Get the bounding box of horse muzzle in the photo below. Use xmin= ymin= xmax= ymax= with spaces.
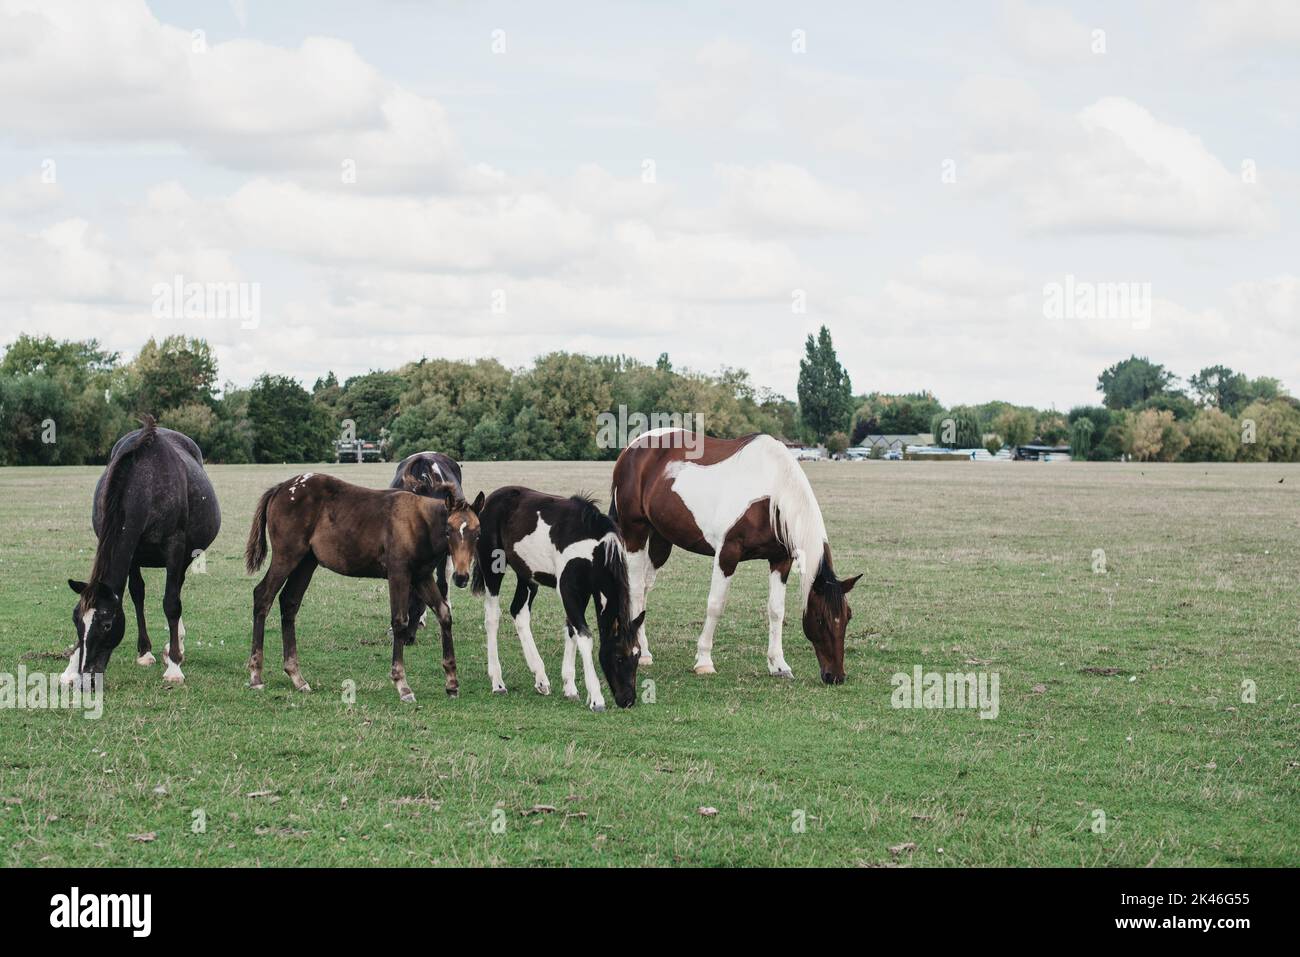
xmin=821 ymin=671 xmax=846 ymax=685
xmin=452 ymin=572 xmax=469 ymax=588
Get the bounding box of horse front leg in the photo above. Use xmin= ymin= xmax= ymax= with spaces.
xmin=767 ymin=558 xmax=794 ymax=678
xmin=128 ymin=564 xmax=154 ymax=666
xmin=389 ymin=574 xmax=416 ymax=703
xmin=415 ymin=575 xmax=457 ymax=698
xmin=693 ymin=553 xmax=736 ymax=676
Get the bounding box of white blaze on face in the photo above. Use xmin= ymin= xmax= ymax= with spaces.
xmin=60 ymin=608 xmax=94 ymax=685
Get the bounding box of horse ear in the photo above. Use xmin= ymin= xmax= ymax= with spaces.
xmin=68 ymin=579 xmax=87 ymax=594
xmin=839 ymin=573 xmax=863 ymax=594
xmin=631 ymin=610 xmax=646 ymax=631
xmin=471 ymin=491 xmax=485 ymax=513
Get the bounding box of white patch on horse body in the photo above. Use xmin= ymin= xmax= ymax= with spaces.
xmin=513 ymin=514 xmax=618 ymax=580
xmin=288 ymin=472 xmax=314 ymax=501
xmin=418 ymin=455 xmax=445 ymax=483
xmin=661 ymin=432 xmax=828 ymax=609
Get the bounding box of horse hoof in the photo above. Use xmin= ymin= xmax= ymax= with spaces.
xmin=564 ymin=690 xmax=579 ymax=702
xmin=535 ymin=682 xmax=550 ymax=696
xmin=492 ymin=687 xmax=508 ymax=696
xmin=771 ymin=668 xmax=794 ymax=679
xmin=589 ymin=702 xmax=606 ymax=713
xmin=249 ymin=681 xmax=265 ymax=691
xmin=446 ymin=688 xmax=459 ymax=698
xmin=163 ymin=674 xmax=185 ymax=685
xmin=693 ymin=663 xmax=716 ymax=676
xmin=400 ymin=691 xmax=417 ymax=704
xmin=297 ymin=683 xmax=312 ymax=694
xmin=136 ymin=652 xmax=155 ymax=666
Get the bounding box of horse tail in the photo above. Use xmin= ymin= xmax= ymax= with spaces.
xmin=607 ymin=482 xmax=619 ymax=527
xmin=244 ymin=484 xmax=279 ymax=574
xmin=471 ymin=511 xmax=493 ymax=598
xmin=470 ymin=553 xmax=485 ymax=597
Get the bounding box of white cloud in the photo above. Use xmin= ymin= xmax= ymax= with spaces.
xmin=1191 ymin=0 xmax=1300 ymax=51
xmin=961 ymin=89 xmax=1274 ymax=235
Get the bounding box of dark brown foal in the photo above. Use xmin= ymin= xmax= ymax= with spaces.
xmin=244 ymin=472 xmax=481 ymax=703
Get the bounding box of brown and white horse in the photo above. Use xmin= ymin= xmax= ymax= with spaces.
xmin=611 ymin=430 xmax=860 ymax=683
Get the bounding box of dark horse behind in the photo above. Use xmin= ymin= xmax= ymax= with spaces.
xmin=389 ymin=450 xmax=471 ymax=628
xmin=62 ymin=415 xmax=221 ymax=689
xmin=244 ymin=472 xmax=481 ymax=703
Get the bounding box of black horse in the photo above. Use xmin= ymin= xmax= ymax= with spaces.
xmin=471 ymin=486 xmax=642 ymax=711
xmin=62 ymin=415 xmax=221 ymax=688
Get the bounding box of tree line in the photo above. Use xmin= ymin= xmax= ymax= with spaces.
xmin=1 ymin=329 xmax=1295 ymax=465
xmin=0 ymin=334 xmax=797 ymax=465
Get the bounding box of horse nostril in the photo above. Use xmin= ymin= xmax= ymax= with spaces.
xmin=453 ymin=574 xmax=469 ymax=587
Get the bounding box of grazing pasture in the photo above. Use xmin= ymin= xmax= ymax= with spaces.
xmin=1 ymin=460 xmax=1296 ymax=866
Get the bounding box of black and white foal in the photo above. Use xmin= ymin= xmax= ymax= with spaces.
xmin=471 ymin=486 xmax=642 ymax=711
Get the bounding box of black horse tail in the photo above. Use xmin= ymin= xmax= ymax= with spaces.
xmin=244 ymin=484 xmax=279 ymax=574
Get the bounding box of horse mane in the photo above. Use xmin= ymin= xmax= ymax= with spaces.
xmin=81 ymin=414 xmax=158 ymax=611
xmin=567 ymin=492 xmax=618 ymax=539
xmin=757 ymin=435 xmax=831 ymax=610
xmin=810 ymin=544 xmax=848 ymax=618
xmin=570 ymin=493 xmax=632 ymax=646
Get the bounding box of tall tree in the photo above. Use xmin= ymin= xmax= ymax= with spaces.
xmin=126 ymin=336 xmax=218 ymax=415
xmin=1097 ymin=356 xmax=1178 ymax=410
xmin=796 ymin=326 xmax=853 ymax=442
xmin=1188 ymin=365 xmax=1249 ymax=414
xmin=247 ymin=374 xmax=333 ymax=463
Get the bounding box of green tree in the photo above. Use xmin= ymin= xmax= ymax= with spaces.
xmin=125 ymin=336 xmax=218 ymax=415
xmin=1237 ymin=399 xmax=1300 ymax=462
xmin=1183 ymin=408 xmax=1239 ymax=462
xmin=797 ymin=326 xmax=853 ymax=442
xmin=995 ymin=408 xmax=1036 ymax=448
xmin=1069 ymin=418 xmax=1094 ymax=459
xmin=1097 ymin=356 xmax=1178 ymax=410
xmin=930 ymin=407 xmax=981 ymax=449
xmin=337 ymin=371 xmax=404 ymax=438
xmin=247 ymin=374 xmax=333 ymax=463
xmin=1188 ymin=365 xmax=1249 ymax=415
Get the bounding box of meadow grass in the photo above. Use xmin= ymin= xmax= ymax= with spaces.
xmin=1 ymin=460 xmax=1296 ymax=866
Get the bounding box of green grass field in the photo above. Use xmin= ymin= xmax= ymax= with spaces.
xmin=1 ymin=460 xmax=1297 ymax=866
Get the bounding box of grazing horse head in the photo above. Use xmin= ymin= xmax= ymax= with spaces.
xmin=592 ymin=532 xmax=645 ymax=709
xmin=802 ymin=547 xmax=861 ymax=685
xmin=599 ymin=609 xmax=645 ymax=709
xmin=64 ymin=579 xmax=126 ymax=686
xmin=441 ymin=489 xmax=485 ymax=588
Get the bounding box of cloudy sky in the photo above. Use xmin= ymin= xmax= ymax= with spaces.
xmin=1 ymin=0 xmax=1297 ymax=410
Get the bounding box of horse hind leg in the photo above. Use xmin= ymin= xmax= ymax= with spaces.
xmin=250 ymin=551 xmax=300 ymax=690
xmin=279 ymin=555 xmax=318 ymax=692
xmin=511 ymin=578 xmax=548 ymax=695
xmin=484 ymin=583 xmax=507 ymax=694
xmin=129 ymin=564 xmax=154 ymax=666
xmin=161 ymin=544 xmax=189 ymax=684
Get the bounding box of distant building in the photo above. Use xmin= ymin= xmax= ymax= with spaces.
xmin=856 ymin=434 xmax=931 ymax=455
xmin=1014 ymin=444 xmax=1072 ymax=462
